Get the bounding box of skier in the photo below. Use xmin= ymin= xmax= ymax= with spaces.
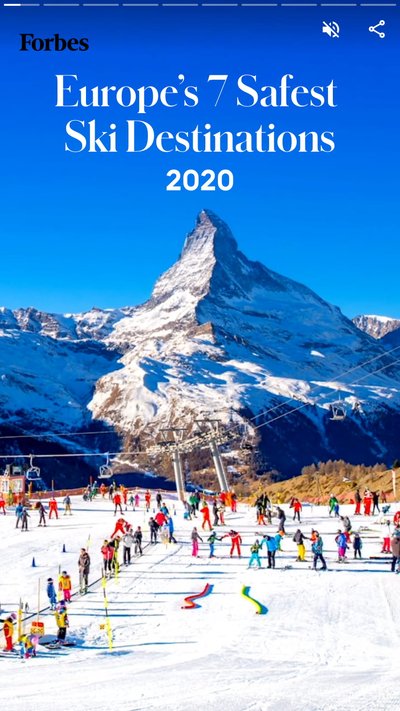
xmin=154 ymin=510 xmax=167 ymax=528
xmin=20 ymin=633 xmax=38 ymax=659
xmin=293 ymin=529 xmax=308 ymax=561
xmin=353 ymin=532 xmax=363 ymax=559
xmin=145 ymin=490 xmax=151 ymax=512
xmin=101 ymin=540 xmax=114 ymax=577
xmin=340 ymin=515 xmax=352 ymax=533
xmin=191 ymin=527 xmax=203 ymax=557
xmin=333 ymin=501 xmax=340 ymax=517
xmin=167 ymin=516 xmax=177 ymax=544
xmin=15 ymin=502 xmax=23 ymax=528
xmin=3 ymin=612 xmax=16 ymax=652
xmin=0 ymin=494 xmax=6 ymax=515
xmin=21 ymin=507 xmax=30 ymax=531
xmin=54 ymin=603 xmax=69 ymax=644
xmin=200 ymin=502 xmax=212 ymax=531
xmin=275 ymin=506 xmax=286 ymax=533
xmin=133 ymin=526 xmax=143 ymax=555
xmin=230 ymin=491 xmax=238 ymax=512
xmin=128 ymin=493 xmax=135 ymax=510
xmin=248 ymin=540 xmax=262 ymax=569
xmin=78 ymin=548 xmax=90 ymax=594
xmin=363 ymin=490 xmax=373 ymax=516
xmin=381 ymin=519 xmax=392 ymax=553
xmin=372 ymin=491 xmax=380 ymax=515
xmin=292 ymin=498 xmax=302 ymax=522
xmin=100 ymin=483 xmax=107 ymax=498
xmin=218 ymin=503 xmax=226 ymax=526
xmin=390 ymin=527 xmax=400 ymax=573
xmin=149 ymin=517 xmax=159 ymax=544
xmin=212 ymin=499 xmax=219 ymax=527
xmin=110 ymin=517 xmax=128 ymax=539
xmin=121 ymin=529 xmax=135 ymax=565
xmin=113 ymin=491 xmax=123 ymax=515
xmin=354 ymin=489 xmax=362 ymax=515
xmin=47 ymin=578 xmax=58 ymax=609
xmin=49 ymin=498 xmax=59 ymax=520
xmin=37 ymin=502 xmax=47 ymax=527
xmin=335 ymin=530 xmax=348 ymax=563
xmin=311 ymin=532 xmax=327 ymax=571
xmin=328 ymin=495 xmax=338 ymax=516
xmin=207 ymin=530 xmax=221 ymax=558
xmin=63 ymin=495 xmax=72 ymax=515
xmin=59 ymin=571 xmax=72 ymax=602
xmin=261 ymin=535 xmax=277 ymax=568
xmin=156 ymin=491 xmax=162 ymax=509
xmin=223 ymin=530 xmax=242 ymax=557
xmin=134 ymin=492 xmax=140 ymax=509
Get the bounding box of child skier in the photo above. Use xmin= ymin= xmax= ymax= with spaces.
xmin=207 ymin=531 xmax=221 ymax=558
xmin=248 ymin=540 xmax=262 ymax=568
xmin=353 ymin=532 xmax=363 ymax=559
xmin=2 ymin=612 xmax=16 ymax=652
xmin=335 ymin=530 xmax=348 ymax=562
xmin=54 ymin=603 xmax=69 ymax=644
xmin=59 ymin=571 xmax=72 ymax=602
xmin=191 ymin=527 xmax=203 ymax=557
xmin=47 ymin=578 xmax=58 ymax=609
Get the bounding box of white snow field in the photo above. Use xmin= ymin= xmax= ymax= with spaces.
xmin=1 ymin=492 xmax=399 ymax=711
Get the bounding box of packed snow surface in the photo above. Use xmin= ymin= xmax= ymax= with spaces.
xmin=1 ymin=491 xmax=399 ymax=711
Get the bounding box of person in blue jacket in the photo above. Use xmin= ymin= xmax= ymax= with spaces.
xmin=46 ymin=578 xmax=57 ymax=610
xmin=311 ymin=532 xmax=327 ymax=570
xmin=15 ymin=502 xmax=24 ymax=529
xmin=166 ymin=515 xmax=177 ymax=544
xmin=248 ymin=540 xmax=262 ymax=568
xmin=261 ymin=535 xmax=277 ymax=568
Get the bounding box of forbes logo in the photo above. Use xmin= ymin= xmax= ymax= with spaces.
xmin=20 ymin=33 xmax=89 ymax=52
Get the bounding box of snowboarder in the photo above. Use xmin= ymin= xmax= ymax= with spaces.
xmin=58 ymin=571 xmax=72 ymax=602
xmin=191 ymin=527 xmax=203 ymax=557
xmin=47 ymin=578 xmax=58 ymax=609
xmin=78 ymin=548 xmax=90 ymax=594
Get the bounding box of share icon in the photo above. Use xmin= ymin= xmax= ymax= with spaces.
xmin=369 ymin=20 xmax=385 ymax=39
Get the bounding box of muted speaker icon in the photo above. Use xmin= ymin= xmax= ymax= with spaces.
xmin=322 ymin=21 xmax=340 ymax=39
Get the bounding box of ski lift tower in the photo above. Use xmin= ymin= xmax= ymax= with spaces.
xmin=159 ymin=428 xmax=186 ymax=502
xmin=196 ymin=416 xmax=229 ymax=493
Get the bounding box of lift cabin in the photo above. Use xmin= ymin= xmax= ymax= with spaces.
xmin=329 ymin=402 xmax=347 ymax=421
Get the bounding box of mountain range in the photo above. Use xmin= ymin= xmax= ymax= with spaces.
xmin=1 ymin=210 xmax=400 ymax=486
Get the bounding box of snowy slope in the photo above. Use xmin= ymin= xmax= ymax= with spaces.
xmin=1 ymin=492 xmax=400 ymax=711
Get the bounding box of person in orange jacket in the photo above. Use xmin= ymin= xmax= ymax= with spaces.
xmin=200 ymin=503 xmax=212 ymax=531
xmin=58 ymin=571 xmax=72 ymax=603
xmin=223 ymin=530 xmax=242 ymax=557
xmin=145 ymin=490 xmax=151 ymax=512
xmin=3 ymin=613 xmax=16 ymax=652
xmin=49 ymin=497 xmax=59 ymax=520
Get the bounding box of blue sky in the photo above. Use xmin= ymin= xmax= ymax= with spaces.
xmin=1 ymin=5 xmax=399 ymax=318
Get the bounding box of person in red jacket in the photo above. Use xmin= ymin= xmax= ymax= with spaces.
xmin=110 ymin=517 xmax=128 ymax=539
xmin=363 ymin=491 xmax=373 ymax=516
xmin=0 ymin=494 xmax=6 ymax=515
xmin=393 ymin=511 xmax=400 ymax=526
xmin=293 ymin=499 xmax=302 ymax=523
xmin=113 ymin=491 xmax=123 ymax=515
xmin=200 ymin=503 xmax=212 ymax=531
xmin=154 ymin=511 xmax=167 ymax=527
xmin=49 ymin=497 xmax=59 ymax=519
xmin=145 ymin=490 xmax=151 ymax=512
xmin=101 ymin=540 xmax=114 ymax=577
xmin=223 ymin=530 xmax=242 ymax=557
